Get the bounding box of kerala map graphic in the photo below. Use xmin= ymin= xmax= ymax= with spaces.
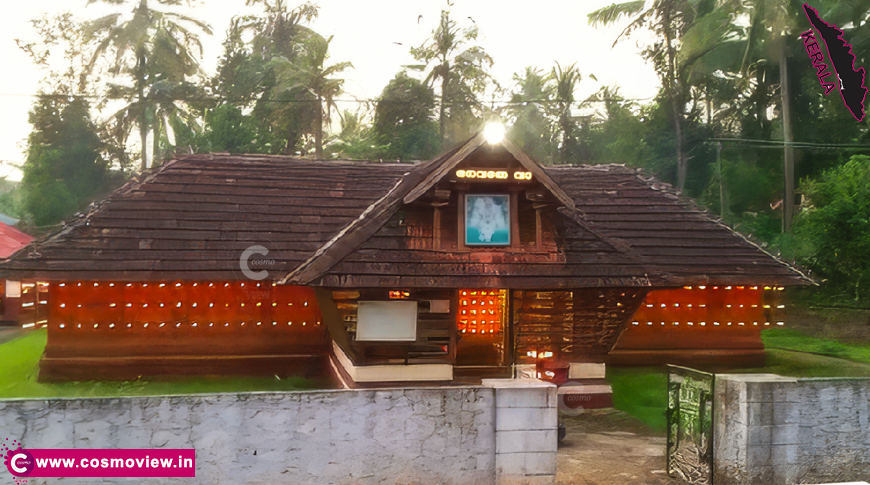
xmin=803 ymin=3 xmax=868 ymax=121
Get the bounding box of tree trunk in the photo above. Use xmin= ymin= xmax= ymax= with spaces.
xmin=673 ymin=102 xmax=687 ymax=191
xmin=662 ymin=5 xmax=687 ymax=192
xmin=757 ymin=64 xmax=768 ymax=129
xmin=138 ymin=52 xmax=148 ymax=172
xmin=706 ymin=84 xmax=712 ymax=125
xmin=717 ymin=142 xmax=727 ymax=221
xmin=439 ymin=60 xmax=448 ymax=144
xmin=152 ymin=119 xmax=160 ymax=167
xmin=315 ymin=94 xmax=324 ymax=159
xmin=780 ymin=39 xmax=795 ymax=232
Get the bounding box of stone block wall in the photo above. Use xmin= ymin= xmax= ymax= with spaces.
xmin=714 ymin=374 xmax=870 ymax=484
xmin=1 ymin=384 xmax=558 ymax=484
xmin=484 ymin=379 xmax=558 ymax=485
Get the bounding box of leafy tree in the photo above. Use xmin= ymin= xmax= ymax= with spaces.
xmin=411 ymin=4 xmax=495 ymax=145
xmin=505 ymin=67 xmax=557 ymax=165
xmin=585 ymin=87 xmax=651 ymax=166
xmin=698 ymin=0 xmax=870 ymax=230
xmin=589 ymin=0 xmax=736 ymax=191
xmin=84 ymin=0 xmax=213 ymax=171
xmin=22 ymin=97 xmax=110 ymax=226
xmin=791 ymin=155 xmax=870 ymax=302
xmin=212 ymin=1 xmax=338 ymax=156
xmin=327 ymin=109 xmax=387 ymax=160
xmin=181 ymin=104 xmax=261 ymax=154
xmin=373 ymin=71 xmax=440 ymax=161
xmin=550 ymin=62 xmax=588 ymax=164
xmin=15 ymin=12 xmax=96 ymax=96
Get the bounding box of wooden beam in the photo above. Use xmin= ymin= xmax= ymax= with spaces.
xmin=501 ymin=138 xmax=576 ymax=210
xmin=404 ymin=133 xmax=486 ymax=205
xmin=510 ymin=192 xmax=520 ymax=248
xmin=433 ymin=206 xmax=441 ymax=250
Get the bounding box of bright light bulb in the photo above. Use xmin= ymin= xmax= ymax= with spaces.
xmin=483 ymin=122 xmax=505 ymax=144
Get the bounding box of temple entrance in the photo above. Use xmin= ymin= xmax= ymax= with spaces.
xmin=454 ymin=289 xmax=510 ymax=376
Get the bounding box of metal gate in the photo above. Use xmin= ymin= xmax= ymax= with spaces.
xmin=667 ymin=365 xmax=714 ymax=484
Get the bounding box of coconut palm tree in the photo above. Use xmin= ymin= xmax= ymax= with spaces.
xmin=551 ymin=63 xmax=583 ymax=164
xmin=411 ymin=6 xmax=494 ymax=145
xmin=273 ymin=35 xmax=352 ymax=159
xmin=84 ymin=0 xmax=212 ymax=171
xmin=506 ymin=67 xmax=557 ymax=164
xmin=589 ymin=0 xmax=737 ymax=191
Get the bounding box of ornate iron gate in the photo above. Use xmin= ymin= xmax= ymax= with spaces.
xmin=667 ymin=365 xmax=714 ymax=484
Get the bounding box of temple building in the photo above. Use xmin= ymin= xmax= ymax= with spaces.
xmin=0 ymin=132 xmax=810 ymax=392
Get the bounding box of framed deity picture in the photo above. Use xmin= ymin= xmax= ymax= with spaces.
xmin=464 ymin=194 xmax=510 ymax=246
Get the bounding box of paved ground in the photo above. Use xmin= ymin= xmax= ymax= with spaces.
xmin=556 ymin=409 xmax=679 ymax=485
xmin=0 ymin=327 xmax=22 ymax=345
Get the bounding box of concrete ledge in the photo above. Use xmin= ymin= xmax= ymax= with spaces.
xmin=332 ymin=341 xmax=453 ymax=382
xmin=568 ymin=362 xmax=606 ymax=379
xmin=608 ymin=348 xmax=765 ymax=366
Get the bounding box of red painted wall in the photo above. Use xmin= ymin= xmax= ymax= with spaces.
xmin=46 ymin=281 xmax=327 ymax=359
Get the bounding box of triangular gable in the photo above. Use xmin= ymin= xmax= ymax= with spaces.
xmin=280 ymin=132 xmax=638 ymax=286
xmin=402 ymin=134 xmax=576 ymax=210
xmin=279 ymin=142 xmax=466 ymax=285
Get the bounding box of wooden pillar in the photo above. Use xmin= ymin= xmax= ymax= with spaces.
xmin=4 ymin=280 xmax=21 ymax=325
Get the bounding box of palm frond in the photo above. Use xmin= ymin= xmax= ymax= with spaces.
xmin=84 ymin=13 xmax=123 ymax=36
xmin=162 ymin=12 xmax=214 ymax=36
xmin=587 ymin=1 xmax=647 ymax=26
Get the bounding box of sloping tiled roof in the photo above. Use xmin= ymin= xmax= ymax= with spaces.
xmin=297 ymin=153 xmax=809 ymax=288
xmin=0 ymin=221 xmax=32 ymax=259
xmin=546 ymin=164 xmax=809 ymax=286
xmin=0 ymin=154 xmax=409 ymax=280
xmin=0 ymin=139 xmax=811 ymax=287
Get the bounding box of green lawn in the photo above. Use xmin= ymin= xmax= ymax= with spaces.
xmin=606 ymin=365 xmax=669 ymax=432
xmin=0 ymin=329 xmax=322 ymax=399
xmin=761 ymin=327 xmax=870 ymax=366
xmin=606 ymin=328 xmax=870 ymax=432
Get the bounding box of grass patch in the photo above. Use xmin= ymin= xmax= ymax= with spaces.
xmin=606 ymin=329 xmax=870 ymax=431
xmin=732 ymin=348 xmax=870 ymax=378
xmin=761 ymin=327 xmax=870 ymax=365
xmin=606 ymin=366 xmax=668 ymax=432
xmin=0 ymin=329 xmax=323 ymax=399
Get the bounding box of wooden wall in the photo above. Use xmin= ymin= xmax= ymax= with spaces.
xmin=609 ymin=286 xmax=783 ymax=365
xmin=513 ymin=290 xmax=572 ymax=367
xmin=330 ymin=289 xmax=454 ymax=365
xmin=512 ymin=288 xmax=647 ymax=366
xmin=41 ymin=281 xmax=329 ymax=380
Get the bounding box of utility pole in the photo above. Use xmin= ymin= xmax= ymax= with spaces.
xmin=780 ymin=41 xmax=795 ymax=232
xmin=717 ymin=142 xmax=726 ymax=222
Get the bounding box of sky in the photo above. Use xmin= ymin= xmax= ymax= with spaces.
xmin=0 ymin=0 xmax=661 ymax=180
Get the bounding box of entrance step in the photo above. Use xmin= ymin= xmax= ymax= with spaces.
xmin=557 ymin=379 xmax=613 ymax=410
